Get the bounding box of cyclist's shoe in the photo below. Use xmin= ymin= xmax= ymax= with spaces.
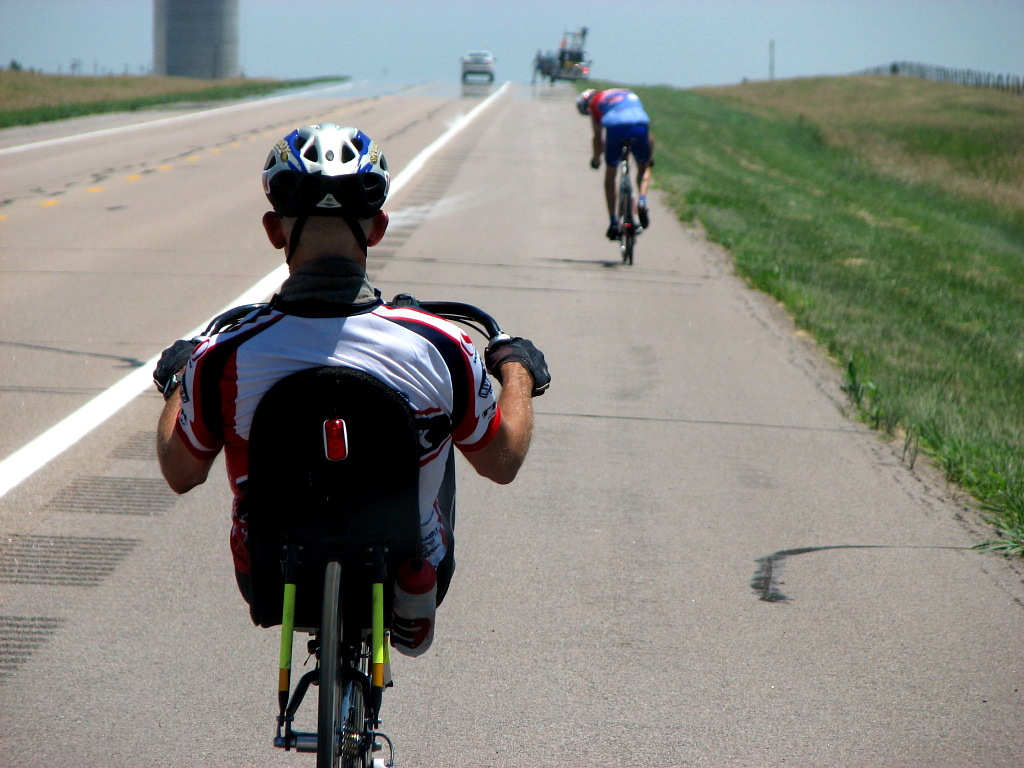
xmin=606 ymin=222 xmax=620 ymax=240
xmin=391 ymin=557 xmax=436 ymax=657
xmin=391 ymin=614 xmax=433 ymax=657
xmin=638 ymin=201 xmax=650 ymax=230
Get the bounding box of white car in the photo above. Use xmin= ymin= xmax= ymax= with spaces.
xmin=461 ymin=51 xmax=495 ymax=82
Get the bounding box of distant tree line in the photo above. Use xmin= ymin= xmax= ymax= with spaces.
xmin=860 ymin=61 xmax=1024 ymax=95
xmin=3 ymin=58 xmax=151 ymax=76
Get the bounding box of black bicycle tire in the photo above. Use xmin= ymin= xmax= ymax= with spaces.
xmin=317 ymin=560 xmax=344 ymax=768
xmin=617 ymin=158 xmax=635 ymax=265
xmin=618 ymin=183 xmax=632 ymax=265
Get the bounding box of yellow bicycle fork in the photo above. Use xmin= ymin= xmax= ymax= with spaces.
xmin=278 ymin=581 xmax=297 ymax=715
xmin=275 ymin=549 xmax=390 ymax=738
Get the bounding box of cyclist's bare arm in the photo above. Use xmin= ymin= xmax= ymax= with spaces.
xmin=157 ymin=396 xmax=215 ymax=494
xmin=463 ymin=362 xmax=534 ymax=485
xmin=591 ymin=120 xmax=604 ymax=164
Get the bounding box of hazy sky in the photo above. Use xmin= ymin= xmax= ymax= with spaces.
xmin=2 ymin=0 xmax=1021 ymax=88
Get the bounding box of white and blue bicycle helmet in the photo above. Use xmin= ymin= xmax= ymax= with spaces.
xmin=262 ymin=123 xmax=390 ymax=254
xmin=576 ymin=89 xmax=596 ymax=115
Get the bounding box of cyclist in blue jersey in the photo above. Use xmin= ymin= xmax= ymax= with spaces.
xmin=577 ymin=88 xmax=654 ymax=239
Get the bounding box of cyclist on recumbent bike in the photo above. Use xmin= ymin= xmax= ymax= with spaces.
xmin=577 ymin=88 xmax=655 ymax=240
xmin=154 ymin=122 xmax=550 ymax=657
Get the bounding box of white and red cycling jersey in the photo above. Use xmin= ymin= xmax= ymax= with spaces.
xmin=175 ymin=298 xmax=500 ymax=575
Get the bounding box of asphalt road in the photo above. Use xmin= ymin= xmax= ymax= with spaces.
xmin=1 ymin=80 xmax=1022 ymax=767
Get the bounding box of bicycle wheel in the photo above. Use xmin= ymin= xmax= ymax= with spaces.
xmin=338 ymin=673 xmax=367 ymax=767
xmin=617 ymin=176 xmax=634 ymax=265
xmin=622 ymin=226 xmax=635 ymax=266
xmin=318 ymin=560 xmax=370 ymax=768
xmin=318 ymin=560 xmax=344 ymax=768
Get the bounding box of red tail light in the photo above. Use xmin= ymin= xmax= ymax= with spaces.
xmin=323 ymin=419 xmax=349 ymax=461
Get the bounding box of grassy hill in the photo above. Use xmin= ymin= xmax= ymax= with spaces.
xmin=613 ymin=75 xmax=1024 ymax=555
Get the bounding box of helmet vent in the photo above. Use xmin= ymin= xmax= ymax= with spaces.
xmin=341 ymin=144 xmax=356 ymax=163
xmin=303 ymin=143 xmax=319 ymax=162
xmin=351 ymin=136 xmax=364 ymax=152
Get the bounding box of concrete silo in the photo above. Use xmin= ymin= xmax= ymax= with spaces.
xmin=153 ymin=0 xmax=240 ymax=79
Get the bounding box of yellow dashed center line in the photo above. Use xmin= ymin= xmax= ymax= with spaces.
xmin=13 ymin=138 xmax=251 ymax=220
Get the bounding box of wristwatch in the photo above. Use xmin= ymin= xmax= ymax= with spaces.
xmin=162 ymin=372 xmax=182 ymax=401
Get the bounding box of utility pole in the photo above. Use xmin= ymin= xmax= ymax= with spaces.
xmin=769 ymin=39 xmax=775 ymax=80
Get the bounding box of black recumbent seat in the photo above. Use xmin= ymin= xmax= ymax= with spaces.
xmin=243 ymin=366 xmax=423 ymax=632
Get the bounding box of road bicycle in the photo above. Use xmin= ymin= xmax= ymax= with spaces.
xmin=614 ymin=141 xmax=641 ymax=266
xmin=200 ymin=297 xmax=508 ymax=768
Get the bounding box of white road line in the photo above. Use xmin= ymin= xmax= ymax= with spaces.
xmin=0 ymin=81 xmax=357 ymax=156
xmin=0 ymin=81 xmax=510 ymax=499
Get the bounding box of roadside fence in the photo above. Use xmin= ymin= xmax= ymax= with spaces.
xmin=859 ymin=61 xmax=1024 ymax=95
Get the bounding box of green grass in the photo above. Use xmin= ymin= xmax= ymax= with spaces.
xmin=585 ymin=77 xmax=1024 ymax=555
xmin=0 ymin=71 xmax=347 ymax=129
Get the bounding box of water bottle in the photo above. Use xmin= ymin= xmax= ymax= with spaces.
xmin=391 ymin=557 xmax=436 ymax=657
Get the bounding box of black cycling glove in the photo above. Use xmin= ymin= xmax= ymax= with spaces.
xmin=589 ymin=157 xmax=601 ymax=169
xmin=485 ymin=337 xmax=551 ymax=396
xmin=153 ymin=339 xmax=198 ymax=400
